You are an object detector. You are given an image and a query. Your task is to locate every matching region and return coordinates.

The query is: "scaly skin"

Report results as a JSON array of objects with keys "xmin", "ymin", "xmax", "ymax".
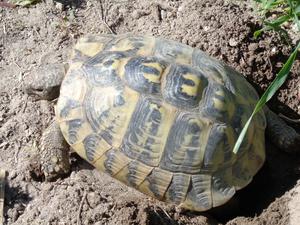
[
  {"xmin": 39, "ymin": 120, "xmax": 70, "ymax": 181},
  {"xmin": 24, "ymin": 64, "xmax": 70, "ymax": 181},
  {"xmin": 24, "ymin": 64, "xmax": 66, "ymax": 100},
  {"xmin": 265, "ymin": 107, "xmax": 300, "ymax": 153}
]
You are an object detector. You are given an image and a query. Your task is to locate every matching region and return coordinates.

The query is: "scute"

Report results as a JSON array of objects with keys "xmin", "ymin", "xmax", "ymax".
[
  {"xmin": 120, "ymin": 95, "xmax": 176, "ymax": 167},
  {"xmin": 154, "ymin": 38, "xmax": 193, "ymax": 64},
  {"xmin": 159, "ymin": 112, "xmax": 211, "ymax": 174},
  {"xmin": 106, "ymin": 35, "xmax": 156, "ymax": 56},
  {"xmin": 162, "ymin": 64, "xmax": 209, "ymax": 109},
  {"xmin": 138, "ymin": 168, "xmax": 173, "ymax": 200},
  {"xmin": 83, "ymin": 133, "xmax": 104, "ymax": 162},
  {"xmin": 181, "ymin": 174, "xmax": 212, "ymax": 211},
  {"xmin": 124, "ymin": 56, "xmax": 167, "ymax": 94},
  {"xmin": 211, "ymin": 168, "xmax": 236, "ymax": 207},
  {"xmin": 115, "ymin": 160, "xmax": 153, "ymax": 187},
  {"xmin": 202, "ymin": 124, "xmax": 233, "ymax": 171},
  {"xmin": 56, "ymin": 34, "xmax": 266, "ymax": 212},
  {"xmin": 165, "ymin": 173, "xmax": 190, "ymax": 204},
  {"xmin": 82, "ymin": 51, "xmax": 125, "ymax": 87}
]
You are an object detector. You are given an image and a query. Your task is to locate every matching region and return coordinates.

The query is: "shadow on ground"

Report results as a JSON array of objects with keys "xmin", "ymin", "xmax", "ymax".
[{"xmin": 208, "ymin": 141, "xmax": 300, "ymax": 223}]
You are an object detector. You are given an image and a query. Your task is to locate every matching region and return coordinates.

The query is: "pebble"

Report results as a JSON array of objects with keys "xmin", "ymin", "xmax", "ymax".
[
  {"xmin": 132, "ymin": 10, "xmax": 141, "ymax": 19},
  {"xmin": 271, "ymin": 47, "xmax": 277, "ymax": 54},
  {"xmin": 248, "ymin": 43, "xmax": 258, "ymax": 51},
  {"xmin": 229, "ymin": 38, "xmax": 238, "ymax": 47},
  {"xmin": 55, "ymin": 2, "xmax": 64, "ymax": 12},
  {"xmin": 203, "ymin": 26, "xmax": 210, "ymax": 32},
  {"xmin": 160, "ymin": 9, "xmax": 167, "ymax": 20},
  {"xmin": 17, "ymin": 8, "xmax": 28, "ymax": 16},
  {"xmin": 86, "ymin": 1, "xmax": 93, "ymax": 8}
]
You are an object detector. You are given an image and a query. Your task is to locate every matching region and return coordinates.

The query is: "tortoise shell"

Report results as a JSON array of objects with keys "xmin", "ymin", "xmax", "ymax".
[{"xmin": 56, "ymin": 34, "xmax": 266, "ymax": 211}]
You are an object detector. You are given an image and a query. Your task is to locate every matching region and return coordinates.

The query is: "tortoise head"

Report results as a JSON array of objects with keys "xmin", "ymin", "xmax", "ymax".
[{"xmin": 24, "ymin": 64, "xmax": 68, "ymax": 100}]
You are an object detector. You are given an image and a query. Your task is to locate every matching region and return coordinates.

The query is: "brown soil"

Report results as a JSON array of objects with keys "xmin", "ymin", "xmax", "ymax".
[{"xmin": 0, "ymin": 0, "xmax": 299, "ymax": 224}]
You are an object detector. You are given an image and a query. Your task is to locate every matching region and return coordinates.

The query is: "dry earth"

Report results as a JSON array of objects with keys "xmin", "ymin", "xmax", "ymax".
[{"xmin": 0, "ymin": 0, "xmax": 300, "ymax": 224}]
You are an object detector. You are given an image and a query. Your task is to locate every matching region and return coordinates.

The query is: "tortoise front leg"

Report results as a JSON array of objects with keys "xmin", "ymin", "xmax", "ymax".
[
  {"xmin": 39, "ymin": 119, "xmax": 70, "ymax": 181},
  {"xmin": 265, "ymin": 108, "xmax": 300, "ymax": 153},
  {"xmin": 24, "ymin": 64, "xmax": 70, "ymax": 180}
]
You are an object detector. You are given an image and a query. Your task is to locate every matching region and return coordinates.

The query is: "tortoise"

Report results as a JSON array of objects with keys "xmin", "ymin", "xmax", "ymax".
[{"xmin": 24, "ymin": 34, "xmax": 300, "ymax": 211}]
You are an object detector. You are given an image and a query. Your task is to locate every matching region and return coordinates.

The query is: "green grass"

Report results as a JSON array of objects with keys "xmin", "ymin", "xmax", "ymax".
[
  {"xmin": 233, "ymin": 0, "xmax": 300, "ymax": 154},
  {"xmin": 233, "ymin": 42, "xmax": 300, "ymax": 154},
  {"xmin": 254, "ymin": 0, "xmax": 300, "ymax": 38}
]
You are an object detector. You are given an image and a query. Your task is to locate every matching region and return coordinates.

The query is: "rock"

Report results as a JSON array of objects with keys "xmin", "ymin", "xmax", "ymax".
[{"xmin": 229, "ymin": 38, "xmax": 238, "ymax": 47}]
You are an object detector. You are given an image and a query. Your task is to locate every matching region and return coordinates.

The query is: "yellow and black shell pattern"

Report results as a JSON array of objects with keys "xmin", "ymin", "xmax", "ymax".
[{"xmin": 56, "ymin": 34, "xmax": 266, "ymax": 211}]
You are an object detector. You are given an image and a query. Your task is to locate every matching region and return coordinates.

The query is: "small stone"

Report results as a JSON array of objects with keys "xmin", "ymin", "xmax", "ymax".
[
  {"xmin": 203, "ymin": 26, "xmax": 210, "ymax": 32},
  {"xmin": 271, "ymin": 47, "xmax": 277, "ymax": 54},
  {"xmin": 248, "ymin": 43, "xmax": 258, "ymax": 51},
  {"xmin": 41, "ymin": 183, "xmax": 54, "ymax": 191},
  {"xmin": 54, "ymin": 165, "xmax": 62, "ymax": 172},
  {"xmin": 178, "ymin": 5, "xmax": 184, "ymax": 12},
  {"xmin": 9, "ymin": 171, "xmax": 17, "ymax": 179},
  {"xmin": 229, "ymin": 38, "xmax": 238, "ymax": 47},
  {"xmin": 51, "ymin": 156, "xmax": 58, "ymax": 163},
  {"xmin": 39, "ymin": 100, "xmax": 51, "ymax": 114},
  {"xmin": 132, "ymin": 10, "xmax": 140, "ymax": 19},
  {"xmin": 55, "ymin": 2, "xmax": 64, "ymax": 12},
  {"xmin": 86, "ymin": 1, "xmax": 93, "ymax": 7},
  {"xmin": 160, "ymin": 9, "xmax": 167, "ymax": 19},
  {"xmin": 17, "ymin": 8, "xmax": 28, "ymax": 16}
]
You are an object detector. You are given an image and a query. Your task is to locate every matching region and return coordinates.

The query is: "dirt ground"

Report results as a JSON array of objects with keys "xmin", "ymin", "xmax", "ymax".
[{"xmin": 0, "ymin": 0, "xmax": 300, "ymax": 224}]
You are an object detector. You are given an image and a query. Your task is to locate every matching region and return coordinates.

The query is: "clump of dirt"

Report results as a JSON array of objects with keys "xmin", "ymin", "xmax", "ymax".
[{"xmin": 0, "ymin": 0, "xmax": 299, "ymax": 224}]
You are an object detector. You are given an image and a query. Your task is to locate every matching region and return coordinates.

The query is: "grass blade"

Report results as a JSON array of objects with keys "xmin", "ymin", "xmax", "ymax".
[
  {"xmin": 233, "ymin": 42, "xmax": 300, "ymax": 154},
  {"xmin": 295, "ymin": 4, "xmax": 300, "ymax": 14},
  {"xmin": 291, "ymin": 1, "xmax": 300, "ymax": 31},
  {"xmin": 264, "ymin": 14, "xmax": 291, "ymax": 27},
  {"xmin": 254, "ymin": 28, "xmax": 265, "ymax": 38}
]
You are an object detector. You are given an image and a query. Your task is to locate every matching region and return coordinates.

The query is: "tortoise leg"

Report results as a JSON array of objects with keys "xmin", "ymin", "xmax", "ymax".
[
  {"xmin": 265, "ymin": 108, "xmax": 300, "ymax": 153},
  {"xmin": 39, "ymin": 119, "xmax": 70, "ymax": 181},
  {"xmin": 24, "ymin": 63, "xmax": 70, "ymax": 180}
]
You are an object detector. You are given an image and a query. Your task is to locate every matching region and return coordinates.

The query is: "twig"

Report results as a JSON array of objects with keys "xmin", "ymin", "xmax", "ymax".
[
  {"xmin": 77, "ymin": 190, "xmax": 87, "ymax": 225},
  {"xmin": 160, "ymin": 207, "xmax": 177, "ymax": 225},
  {"xmin": 153, "ymin": 208, "xmax": 166, "ymax": 225},
  {"xmin": 2, "ymin": 23, "xmax": 6, "ymax": 35},
  {"xmin": 153, "ymin": 207, "xmax": 177, "ymax": 225},
  {"xmin": 33, "ymin": 26, "xmax": 41, "ymax": 40},
  {"xmin": 98, "ymin": 0, "xmax": 116, "ymax": 34},
  {"xmin": 0, "ymin": 142, "xmax": 8, "ymax": 149},
  {"xmin": 30, "ymin": 182, "xmax": 41, "ymax": 191},
  {"xmin": 21, "ymin": 94, "xmax": 28, "ymax": 113},
  {"xmin": 103, "ymin": 20, "xmax": 115, "ymax": 34},
  {"xmin": 267, "ymin": 56, "xmax": 273, "ymax": 72},
  {"xmin": 0, "ymin": 170, "xmax": 6, "ymax": 225},
  {"xmin": 0, "ymin": 2, "xmax": 16, "ymax": 8},
  {"xmin": 14, "ymin": 144, "xmax": 21, "ymax": 164},
  {"xmin": 13, "ymin": 62, "xmax": 23, "ymax": 82},
  {"xmin": 14, "ymin": 61, "xmax": 34, "ymax": 88}
]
